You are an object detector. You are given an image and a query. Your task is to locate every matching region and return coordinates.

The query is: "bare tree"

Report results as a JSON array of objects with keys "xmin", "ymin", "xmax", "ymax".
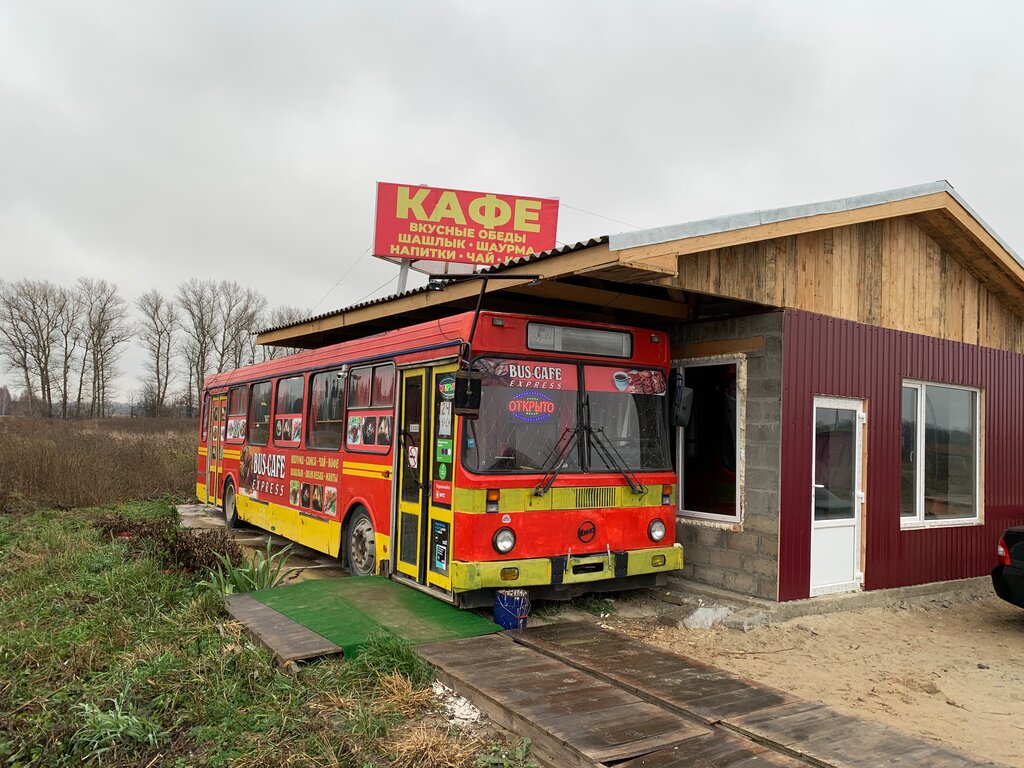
[
  {"xmin": 254, "ymin": 305, "xmax": 308, "ymax": 362},
  {"xmin": 54, "ymin": 285, "xmax": 85, "ymax": 418},
  {"xmin": 78, "ymin": 278, "xmax": 131, "ymax": 417},
  {"xmin": 136, "ymin": 289, "xmax": 178, "ymax": 416},
  {"xmin": 176, "ymin": 278, "xmax": 219, "ymax": 418},
  {"xmin": 213, "ymin": 281, "xmax": 266, "ymax": 371},
  {"xmin": 0, "ymin": 279, "xmax": 75, "ymax": 416},
  {"xmin": 0, "ymin": 280, "xmax": 37, "ymax": 413}
]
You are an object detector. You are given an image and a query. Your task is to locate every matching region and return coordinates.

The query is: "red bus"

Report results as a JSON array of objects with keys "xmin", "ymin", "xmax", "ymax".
[{"xmin": 197, "ymin": 311, "xmax": 682, "ymax": 606}]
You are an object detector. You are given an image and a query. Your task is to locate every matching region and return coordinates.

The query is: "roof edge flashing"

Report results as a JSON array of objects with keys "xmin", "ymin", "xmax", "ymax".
[{"xmin": 609, "ymin": 181, "xmax": 960, "ymax": 252}]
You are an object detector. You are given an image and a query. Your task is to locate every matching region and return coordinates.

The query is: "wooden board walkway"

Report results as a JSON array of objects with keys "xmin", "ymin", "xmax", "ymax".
[
  {"xmin": 224, "ymin": 593, "xmax": 343, "ymax": 664},
  {"xmin": 420, "ymin": 622, "xmax": 1006, "ymax": 768}
]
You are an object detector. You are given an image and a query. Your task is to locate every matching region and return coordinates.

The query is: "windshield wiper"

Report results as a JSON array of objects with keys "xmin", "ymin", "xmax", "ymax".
[
  {"xmin": 533, "ymin": 425, "xmax": 581, "ymax": 497},
  {"xmin": 588, "ymin": 425, "xmax": 648, "ymax": 496}
]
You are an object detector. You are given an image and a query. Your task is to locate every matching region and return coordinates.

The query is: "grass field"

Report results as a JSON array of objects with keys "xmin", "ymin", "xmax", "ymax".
[
  {"xmin": 0, "ymin": 418, "xmax": 197, "ymax": 512},
  {"xmin": 0, "ymin": 502, "xmax": 512, "ymax": 768}
]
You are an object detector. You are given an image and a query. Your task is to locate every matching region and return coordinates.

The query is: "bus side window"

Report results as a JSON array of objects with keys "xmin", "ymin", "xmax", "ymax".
[
  {"xmin": 201, "ymin": 393, "xmax": 210, "ymax": 440},
  {"xmin": 248, "ymin": 381, "xmax": 272, "ymax": 446},
  {"xmin": 274, "ymin": 375, "xmax": 305, "ymax": 445},
  {"xmin": 309, "ymin": 370, "xmax": 345, "ymax": 450}
]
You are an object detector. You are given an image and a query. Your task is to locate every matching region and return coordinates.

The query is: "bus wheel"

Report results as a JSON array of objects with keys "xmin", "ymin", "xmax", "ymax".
[
  {"xmin": 223, "ymin": 482, "xmax": 240, "ymax": 529},
  {"xmin": 346, "ymin": 509, "xmax": 375, "ymax": 576}
]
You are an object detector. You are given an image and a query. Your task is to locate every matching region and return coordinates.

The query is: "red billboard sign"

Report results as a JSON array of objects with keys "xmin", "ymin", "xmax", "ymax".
[{"xmin": 374, "ymin": 182, "xmax": 559, "ymax": 267}]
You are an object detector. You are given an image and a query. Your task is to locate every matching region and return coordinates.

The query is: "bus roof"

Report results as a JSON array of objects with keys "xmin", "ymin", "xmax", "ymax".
[{"xmin": 203, "ymin": 310, "xmax": 664, "ymax": 391}]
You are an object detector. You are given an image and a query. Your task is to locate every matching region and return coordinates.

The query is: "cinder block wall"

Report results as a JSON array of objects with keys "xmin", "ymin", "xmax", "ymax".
[{"xmin": 670, "ymin": 311, "xmax": 783, "ymax": 600}]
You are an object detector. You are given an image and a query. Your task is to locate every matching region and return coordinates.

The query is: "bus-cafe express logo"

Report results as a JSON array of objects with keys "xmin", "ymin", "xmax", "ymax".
[
  {"xmin": 506, "ymin": 363, "xmax": 565, "ymax": 390},
  {"xmin": 509, "ymin": 391, "xmax": 555, "ymax": 422},
  {"xmin": 438, "ymin": 375, "xmax": 455, "ymax": 399}
]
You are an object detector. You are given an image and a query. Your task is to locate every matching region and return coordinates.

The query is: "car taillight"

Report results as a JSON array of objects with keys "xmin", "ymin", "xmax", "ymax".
[{"xmin": 997, "ymin": 537, "xmax": 1012, "ymax": 566}]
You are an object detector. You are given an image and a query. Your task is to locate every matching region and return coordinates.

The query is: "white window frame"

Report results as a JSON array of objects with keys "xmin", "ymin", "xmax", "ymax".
[
  {"xmin": 675, "ymin": 355, "xmax": 746, "ymax": 524},
  {"xmin": 900, "ymin": 380, "xmax": 983, "ymax": 529}
]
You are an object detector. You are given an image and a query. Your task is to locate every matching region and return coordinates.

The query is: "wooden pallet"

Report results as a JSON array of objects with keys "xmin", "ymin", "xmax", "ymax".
[
  {"xmin": 417, "ymin": 633, "xmax": 709, "ymax": 768},
  {"xmin": 224, "ymin": 593, "xmax": 343, "ymax": 664}
]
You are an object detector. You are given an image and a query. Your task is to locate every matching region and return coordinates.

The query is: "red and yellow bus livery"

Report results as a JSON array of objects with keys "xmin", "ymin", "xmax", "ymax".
[{"xmin": 197, "ymin": 311, "xmax": 682, "ymax": 606}]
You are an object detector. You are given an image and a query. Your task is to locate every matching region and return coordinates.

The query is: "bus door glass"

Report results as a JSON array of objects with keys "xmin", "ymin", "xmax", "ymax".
[
  {"xmin": 208, "ymin": 393, "xmax": 227, "ymax": 505},
  {"xmin": 396, "ymin": 364, "xmax": 457, "ymax": 593},
  {"xmin": 425, "ymin": 364, "xmax": 458, "ymax": 593},
  {"xmin": 397, "ymin": 370, "xmax": 427, "ymax": 579}
]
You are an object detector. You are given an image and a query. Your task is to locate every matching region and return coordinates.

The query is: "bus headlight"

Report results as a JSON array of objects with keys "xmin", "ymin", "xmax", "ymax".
[
  {"xmin": 648, "ymin": 519, "xmax": 667, "ymax": 542},
  {"xmin": 492, "ymin": 527, "xmax": 516, "ymax": 554}
]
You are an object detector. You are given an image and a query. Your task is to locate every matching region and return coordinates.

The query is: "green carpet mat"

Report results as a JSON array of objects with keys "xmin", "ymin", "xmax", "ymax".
[{"xmin": 249, "ymin": 576, "xmax": 499, "ymax": 657}]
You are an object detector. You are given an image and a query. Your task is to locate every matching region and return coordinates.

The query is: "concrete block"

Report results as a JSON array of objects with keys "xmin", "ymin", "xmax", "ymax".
[
  {"xmin": 743, "ymin": 490, "xmax": 779, "ymax": 517},
  {"xmin": 683, "ymin": 544, "xmax": 710, "ymax": 564},
  {"xmin": 746, "ymin": 423, "xmax": 782, "ymax": 445},
  {"xmin": 737, "ymin": 512, "xmax": 774, "ymax": 536},
  {"xmin": 747, "ymin": 378, "xmax": 782, "ymax": 399},
  {"xmin": 756, "ymin": 575, "xmax": 778, "ymax": 600},
  {"xmin": 721, "ymin": 608, "xmax": 770, "ymax": 632},
  {"xmin": 681, "ymin": 604, "xmax": 734, "ymax": 629},
  {"xmin": 745, "ymin": 467, "xmax": 779, "ymax": 491},
  {"xmin": 697, "ymin": 527, "xmax": 727, "ymax": 548},
  {"xmin": 742, "ymin": 553, "xmax": 778, "ymax": 577},
  {"xmin": 724, "ymin": 532, "xmax": 759, "ymax": 554},
  {"xmin": 758, "ymin": 534, "xmax": 780, "ymax": 557},
  {"xmin": 722, "ymin": 569, "xmax": 759, "ymax": 595},
  {"xmin": 709, "ymin": 548, "xmax": 743, "ymax": 571}
]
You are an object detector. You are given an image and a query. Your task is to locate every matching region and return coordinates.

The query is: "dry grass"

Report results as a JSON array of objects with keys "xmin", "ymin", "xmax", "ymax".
[
  {"xmin": 0, "ymin": 416, "xmax": 197, "ymax": 511},
  {"xmin": 385, "ymin": 722, "xmax": 481, "ymax": 768}
]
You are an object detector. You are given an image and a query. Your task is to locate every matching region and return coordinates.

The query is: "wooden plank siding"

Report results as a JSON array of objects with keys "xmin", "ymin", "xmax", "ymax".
[{"xmin": 669, "ymin": 216, "xmax": 1024, "ymax": 354}]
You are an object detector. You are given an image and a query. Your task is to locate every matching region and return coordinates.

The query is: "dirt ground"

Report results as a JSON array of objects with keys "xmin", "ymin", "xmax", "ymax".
[{"xmin": 590, "ymin": 594, "xmax": 1024, "ymax": 767}]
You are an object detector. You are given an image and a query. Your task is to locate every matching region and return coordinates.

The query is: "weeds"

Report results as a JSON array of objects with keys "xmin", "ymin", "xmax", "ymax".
[
  {"xmin": 0, "ymin": 503, "xmax": 482, "ymax": 767},
  {"xmin": 0, "ymin": 417, "xmax": 196, "ymax": 511},
  {"xmin": 575, "ymin": 595, "xmax": 617, "ymax": 617},
  {"xmin": 475, "ymin": 738, "xmax": 538, "ymax": 768},
  {"xmin": 200, "ymin": 538, "xmax": 295, "ymax": 595},
  {"xmin": 71, "ymin": 696, "xmax": 167, "ymax": 763}
]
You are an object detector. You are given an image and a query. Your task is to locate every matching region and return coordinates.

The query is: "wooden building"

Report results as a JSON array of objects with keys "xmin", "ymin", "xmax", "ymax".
[{"xmin": 259, "ymin": 182, "xmax": 1024, "ymax": 601}]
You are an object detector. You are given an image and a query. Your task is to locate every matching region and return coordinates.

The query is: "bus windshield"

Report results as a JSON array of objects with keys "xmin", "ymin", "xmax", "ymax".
[
  {"xmin": 584, "ymin": 366, "xmax": 671, "ymax": 472},
  {"xmin": 461, "ymin": 358, "xmax": 580, "ymax": 473},
  {"xmin": 461, "ymin": 358, "xmax": 671, "ymax": 475}
]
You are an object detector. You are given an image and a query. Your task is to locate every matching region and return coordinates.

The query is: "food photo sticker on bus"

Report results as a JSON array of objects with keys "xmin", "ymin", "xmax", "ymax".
[
  {"xmin": 347, "ymin": 416, "xmax": 362, "ymax": 445},
  {"xmin": 300, "ymin": 483, "xmax": 311, "ymax": 508},
  {"xmin": 584, "ymin": 366, "xmax": 667, "ymax": 395},
  {"xmin": 289, "ymin": 480, "xmax": 300, "ymax": 506},
  {"xmin": 312, "ymin": 484, "xmax": 323, "ymax": 513},
  {"xmin": 376, "ymin": 416, "xmax": 392, "ymax": 446},
  {"xmin": 324, "ymin": 487, "xmax": 337, "ymax": 515}
]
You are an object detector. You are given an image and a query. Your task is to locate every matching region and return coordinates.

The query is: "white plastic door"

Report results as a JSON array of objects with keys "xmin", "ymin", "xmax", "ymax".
[{"xmin": 810, "ymin": 397, "xmax": 864, "ymax": 596}]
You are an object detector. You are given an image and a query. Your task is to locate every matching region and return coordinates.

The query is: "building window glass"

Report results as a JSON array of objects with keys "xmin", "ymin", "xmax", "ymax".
[
  {"xmin": 901, "ymin": 382, "xmax": 980, "ymax": 526},
  {"xmin": 679, "ymin": 361, "xmax": 740, "ymax": 521}
]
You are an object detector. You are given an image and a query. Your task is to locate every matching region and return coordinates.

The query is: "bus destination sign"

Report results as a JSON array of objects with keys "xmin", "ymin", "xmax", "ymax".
[{"xmin": 374, "ymin": 182, "xmax": 559, "ymax": 266}]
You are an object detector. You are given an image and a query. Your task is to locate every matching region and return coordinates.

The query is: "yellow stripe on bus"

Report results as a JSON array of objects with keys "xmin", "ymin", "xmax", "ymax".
[
  {"xmin": 344, "ymin": 460, "xmax": 388, "ymax": 469},
  {"xmin": 342, "ymin": 469, "xmax": 389, "ymax": 480},
  {"xmin": 198, "ymin": 447, "xmax": 208, "ymax": 456}
]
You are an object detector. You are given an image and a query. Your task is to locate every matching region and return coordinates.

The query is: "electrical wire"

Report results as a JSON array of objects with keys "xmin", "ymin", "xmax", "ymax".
[
  {"xmin": 353, "ymin": 274, "xmax": 399, "ymax": 305},
  {"xmin": 311, "ymin": 245, "xmax": 371, "ymax": 311},
  {"xmin": 559, "ymin": 203, "xmax": 645, "ymax": 230}
]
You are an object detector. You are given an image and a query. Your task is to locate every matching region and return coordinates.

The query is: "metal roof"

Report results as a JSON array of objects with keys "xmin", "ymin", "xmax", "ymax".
[
  {"xmin": 609, "ymin": 180, "xmax": 1024, "ymax": 269},
  {"xmin": 258, "ymin": 236, "xmax": 610, "ymax": 335}
]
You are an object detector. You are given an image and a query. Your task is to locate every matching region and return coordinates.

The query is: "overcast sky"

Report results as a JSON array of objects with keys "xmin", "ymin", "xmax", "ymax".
[{"xmin": 3, "ymin": 1, "xmax": 1024, "ymax": 393}]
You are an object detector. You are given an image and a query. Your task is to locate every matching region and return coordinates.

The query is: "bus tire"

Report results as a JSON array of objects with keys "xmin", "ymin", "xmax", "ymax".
[
  {"xmin": 346, "ymin": 508, "xmax": 376, "ymax": 577},
  {"xmin": 223, "ymin": 481, "xmax": 240, "ymax": 529}
]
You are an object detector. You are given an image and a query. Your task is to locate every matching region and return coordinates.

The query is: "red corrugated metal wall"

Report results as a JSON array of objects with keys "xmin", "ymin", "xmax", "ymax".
[{"xmin": 778, "ymin": 310, "xmax": 1024, "ymax": 601}]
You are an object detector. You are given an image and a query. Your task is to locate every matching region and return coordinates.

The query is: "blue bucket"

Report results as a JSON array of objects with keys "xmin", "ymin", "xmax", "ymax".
[{"xmin": 494, "ymin": 589, "xmax": 530, "ymax": 631}]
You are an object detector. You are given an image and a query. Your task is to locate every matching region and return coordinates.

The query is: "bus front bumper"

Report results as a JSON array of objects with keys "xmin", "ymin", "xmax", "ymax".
[{"xmin": 449, "ymin": 544, "xmax": 682, "ymax": 592}]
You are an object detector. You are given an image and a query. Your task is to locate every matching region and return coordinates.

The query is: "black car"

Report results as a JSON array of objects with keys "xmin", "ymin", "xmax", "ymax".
[{"xmin": 992, "ymin": 526, "xmax": 1024, "ymax": 608}]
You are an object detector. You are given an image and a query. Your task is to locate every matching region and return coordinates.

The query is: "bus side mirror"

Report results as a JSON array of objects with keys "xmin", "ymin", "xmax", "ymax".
[
  {"xmin": 672, "ymin": 386, "xmax": 694, "ymax": 428},
  {"xmin": 453, "ymin": 370, "xmax": 482, "ymax": 419}
]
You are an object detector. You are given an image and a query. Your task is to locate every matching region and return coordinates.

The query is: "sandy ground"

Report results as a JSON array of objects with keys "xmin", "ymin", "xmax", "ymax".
[{"xmin": 592, "ymin": 594, "xmax": 1024, "ymax": 767}]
